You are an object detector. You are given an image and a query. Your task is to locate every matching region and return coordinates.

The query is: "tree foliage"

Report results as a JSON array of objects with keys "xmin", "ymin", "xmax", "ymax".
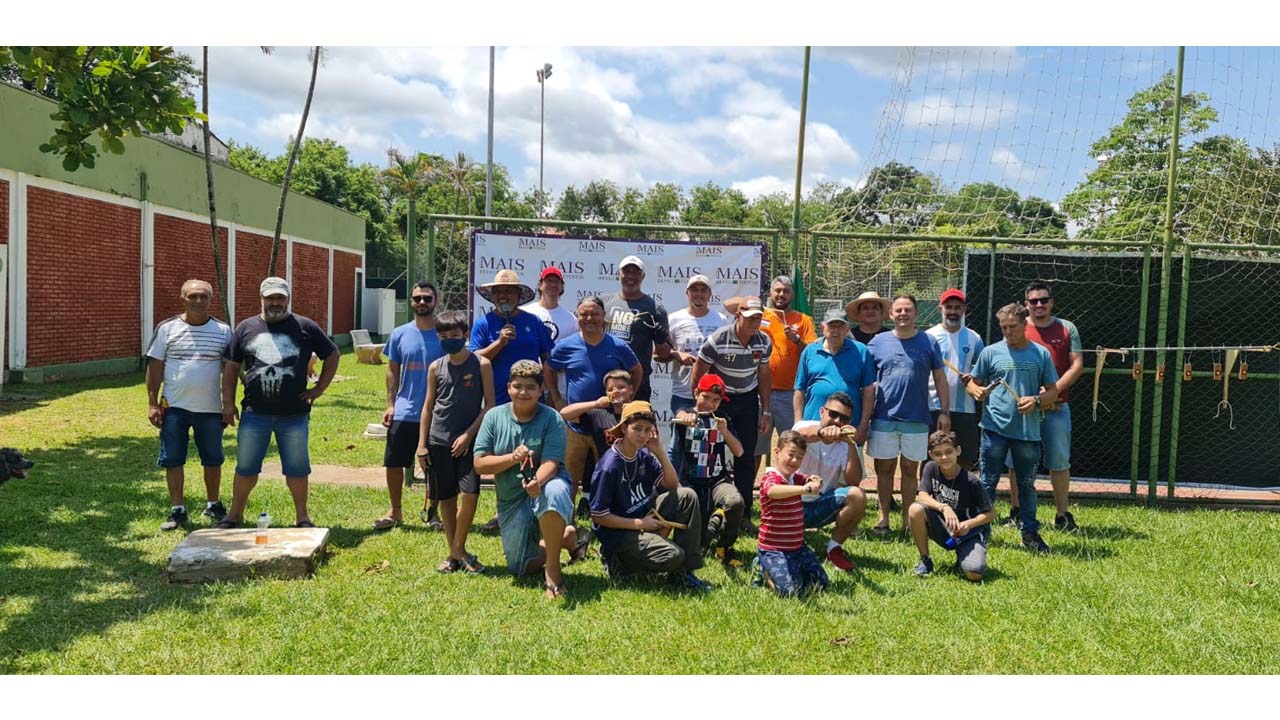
[{"xmin": 0, "ymin": 46, "xmax": 200, "ymax": 171}]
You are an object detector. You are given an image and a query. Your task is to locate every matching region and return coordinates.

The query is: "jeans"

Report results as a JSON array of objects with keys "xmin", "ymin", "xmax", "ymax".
[
  {"xmin": 724, "ymin": 391, "xmax": 760, "ymax": 513},
  {"xmin": 157, "ymin": 407, "xmax": 225, "ymax": 468},
  {"xmin": 235, "ymin": 409, "xmax": 311, "ymax": 477},
  {"xmin": 497, "ymin": 475, "xmax": 574, "ymax": 576},
  {"xmin": 980, "ymin": 428, "xmax": 1041, "ymax": 534}
]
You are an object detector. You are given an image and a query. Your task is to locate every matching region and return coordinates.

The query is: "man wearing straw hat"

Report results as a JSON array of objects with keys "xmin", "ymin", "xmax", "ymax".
[
  {"xmin": 469, "ymin": 268, "xmax": 555, "ymax": 405},
  {"xmin": 848, "ymin": 291, "xmax": 891, "ymax": 346}
]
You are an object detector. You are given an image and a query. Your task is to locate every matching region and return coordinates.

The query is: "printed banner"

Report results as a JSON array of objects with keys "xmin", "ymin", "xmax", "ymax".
[{"xmin": 471, "ymin": 231, "xmax": 768, "ymax": 438}]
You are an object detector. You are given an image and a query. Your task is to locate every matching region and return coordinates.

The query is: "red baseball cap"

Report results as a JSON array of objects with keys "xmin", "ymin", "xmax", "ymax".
[
  {"xmin": 939, "ymin": 288, "xmax": 966, "ymax": 305},
  {"xmin": 539, "ymin": 266, "xmax": 564, "ymax": 281},
  {"xmin": 696, "ymin": 373, "xmax": 727, "ymax": 397}
]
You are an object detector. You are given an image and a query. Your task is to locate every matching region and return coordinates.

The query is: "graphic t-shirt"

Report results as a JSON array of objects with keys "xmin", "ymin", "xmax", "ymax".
[
  {"xmin": 919, "ymin": 460, "xmax": 992, "ymax": 521},
  {"xmin": 1025, "ymin": 319, "xmax": 1082, "ymax": 403},
  {"xmin": 793, "ymin": 338, "xmax": 875, "ymax": 422},
  {"xmin": 474, "ymin": 403, "xmax": 567, "ymax": 508},
  {"xmin": 792, "ymin": 420, "xmax": 852, "ymax": 502},
  {"xmin": 667, "ymin": 414, "xmax": 733, "ymax": 490},
  {"xmin": 520, "ymin": 301, "xmax": 579, "ymax": 345},
  {"xmin": 759, "ymin": 308, "xmax": 817, "ymax": 391},
  {"xmin": 468, "ymin": 309, "xmax": 554, "ymax": 404},
  {"xmin": 868, "ymin": 331, "xmax": 944, "ymax": 425},
  {"xmin": 757, "ymin": 468, "xmax": 807, "ymax": 551},
  {"xmin": 926, "ymin": 325, "xmax": 984, "ymax": 414},
  {"xmin": 589, "ymin": 445, "xmax": 665, "ymax": 553},
  {"xmin": 604, "ymin": 292, "xmax": 670, "ymax": 378},
  {"xmin": 666, "ymin": 308, "xmax": 731, "ymax": 399},
  {"xmin": 230, "ymin": 314, "xmax": 337, "ymax": 416},
  {"xmin": 146, "ymin": 315, "xmax": 232, "ymax": 413},
  {"xmin": 384, "ymin": 322, "xmax": 443, "ymax": 421},
  {"xmin": 971, "ymin": 340, "xmax": 1059, "ymax": 441},
  {"xmin": 548, "ymin": 333, "xmax": 640, "ymax": 408}
]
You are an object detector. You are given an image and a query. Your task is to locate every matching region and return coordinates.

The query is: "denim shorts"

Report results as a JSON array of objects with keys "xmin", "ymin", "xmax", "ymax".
[
  {"xmin": 497, "ymin": 475, "xmax": 573, "ymax": 576},
  {"xmin": 157, "ymin": 407, "xmax": 225, "ymax": 468},
  {"xmin": 802, "ymin": 487, "xmax": 854, "ymax": 529},
  {"xmin": 235, "ymin": 408, "xmax": 311, "ymax": 477}
]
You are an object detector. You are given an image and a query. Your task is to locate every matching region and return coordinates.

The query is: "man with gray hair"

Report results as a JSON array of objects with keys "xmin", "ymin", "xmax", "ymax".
[
  {"xmin": 146, "ymin": 279, "xmax": 232, "ymax": 530},
  {"xmin": 215, "ymin": 277, "xmax": 340, "ymax": 529}
]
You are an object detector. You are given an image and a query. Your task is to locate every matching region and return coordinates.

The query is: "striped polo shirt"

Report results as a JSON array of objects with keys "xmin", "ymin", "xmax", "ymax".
[{"xmin": 697, "ymin": 324, "xmax": 773, "ymax": 396}]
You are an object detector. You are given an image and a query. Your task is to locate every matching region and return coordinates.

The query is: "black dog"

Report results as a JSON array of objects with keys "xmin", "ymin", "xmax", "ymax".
[{"xmin": 0, "ymin": 448, "xmax": 34, "ymax": 485}]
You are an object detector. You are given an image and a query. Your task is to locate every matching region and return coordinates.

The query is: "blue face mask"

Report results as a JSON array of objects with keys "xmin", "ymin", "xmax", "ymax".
[{"xmin": 441, "ymin": 338, "xmax": 466, "ymax": 355}]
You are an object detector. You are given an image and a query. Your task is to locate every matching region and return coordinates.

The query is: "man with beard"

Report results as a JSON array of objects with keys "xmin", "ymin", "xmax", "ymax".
[
  {"xmin": 926, "ymin": 289, "xmax": 984, "ymax": 471},
  {"xmin": 746, "ymin": 276, "xmax": 817, "ymax": 467},
  {"xmin": 215, "ymin": 277, "xmax": 339, "ymax": 529},
  {"xmin": 604, "ymin": 255, "xmax": 672, "ymax": 402},
  {"xmin": 666, "ymin": 274, "xmax": 731, "ymax": 414}
]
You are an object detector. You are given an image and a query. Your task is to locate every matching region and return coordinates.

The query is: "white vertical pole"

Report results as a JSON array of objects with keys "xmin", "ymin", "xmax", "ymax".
[
  {"xmin": 486, "ymin": 46, "xmax": 495, "ymax": 224},
  {"xmin": 227, "ymin": 223, "xmax": 237, "ymax": 324},
  {"xmin": 326, "ymin": 245, "xmax": 334, "ymax": 334},
  {"xmin": 11, "ymin": 173, "xmax": 28, "ymax": 369},
  {"xmin": 140, "ymin": 200, "xmax": 155, "ymax": 354}
]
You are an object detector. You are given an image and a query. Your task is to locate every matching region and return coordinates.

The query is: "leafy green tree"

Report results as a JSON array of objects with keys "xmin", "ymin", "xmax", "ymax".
[
  {"xmin": 619, "ymin": 183, "xmax": 682, "ymax": 225},
  {"xmin": 680, "ymin": 181, "xmax": 749, "ymax": 226},
  {"xmin": 830, "ymin": 161, "xmax": 942, "ymax": 230},
  {"xmin": 930, "ymin": 182, "xmax": 1066, "ymax": 238},
  {"xmin": 0, "ymin": 46, "xmax": 200, "ymax": 171}
]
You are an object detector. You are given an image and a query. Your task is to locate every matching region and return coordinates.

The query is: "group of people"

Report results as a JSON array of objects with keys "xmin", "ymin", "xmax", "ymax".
[{"xmin": 146, "ymin": 251, "xmax": 1083, "ymax": 599}]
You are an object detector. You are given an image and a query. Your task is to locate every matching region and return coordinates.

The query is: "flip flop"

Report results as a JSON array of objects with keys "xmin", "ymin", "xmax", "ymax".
[
  {"xmin": 544, "ymin": 581, "xmax": 568, "ymax": 599},
  {"xmin": 459, "ymin": 553, "xmax": 485, "ymax": 574},
  {"xmin": 294, "ymin": 520, "xmax": 317, "ymax": 528},
  {"xmin": 437, "ymin": 558, "xmax": 461, "ymax": 573},
  {"xmin": 372, "ymin": 516, "xmax": 401, "ymax": 531},
  {"xmin": 568, "ymin": 528, "xmax": 592, "ymax": 565},
  {"xmin": 871, "ymin": 524, "xmax": 892, "ymax": 537}
]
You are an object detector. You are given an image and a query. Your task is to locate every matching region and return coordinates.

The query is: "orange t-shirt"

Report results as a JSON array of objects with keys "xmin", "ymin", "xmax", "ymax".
[{"xmin": 759, "ymin": 308, "xmax": 817, "ymax": 390}]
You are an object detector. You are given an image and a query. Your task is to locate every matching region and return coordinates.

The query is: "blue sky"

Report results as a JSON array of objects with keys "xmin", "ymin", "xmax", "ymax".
[{"xmin": 187, "ymin": 46, "xmax": 1280, "ymax": 206}]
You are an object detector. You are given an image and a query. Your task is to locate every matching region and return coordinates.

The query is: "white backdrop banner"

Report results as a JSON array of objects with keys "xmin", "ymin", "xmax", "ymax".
[{"xmin": 470, "ymin": 231, "xmax": 768, "ymax": 436}]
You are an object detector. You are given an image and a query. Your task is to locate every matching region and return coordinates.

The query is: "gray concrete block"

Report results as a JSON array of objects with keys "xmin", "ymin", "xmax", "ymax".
[{"xmin": 166, "ymin": 527, "xmax": 330, "ymax": 583}]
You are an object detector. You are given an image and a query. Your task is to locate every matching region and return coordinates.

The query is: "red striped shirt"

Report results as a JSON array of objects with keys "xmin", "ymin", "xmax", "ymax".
[{"xmin": 757, "ymin": 468, "xmax": 807, "ymax": 551}]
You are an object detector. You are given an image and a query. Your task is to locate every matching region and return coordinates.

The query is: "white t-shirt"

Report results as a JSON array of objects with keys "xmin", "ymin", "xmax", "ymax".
[
  {"xmin": 146, "ymin": 315, "xmax": 232, "ymax": 413},
  {"xmin": 666, "ymin": 307, "xmax": 732, "ymax": 399},
  {"xmin": 520, "ymin": 301, "xmax": 578, "ymax": 345},
  {"xmin": 926, "ymin": 324, "xmax": 984, "ymax": 414},
  {"xmin": 792, "ymin": 419, "xmax": 852, "ymax": 502}
]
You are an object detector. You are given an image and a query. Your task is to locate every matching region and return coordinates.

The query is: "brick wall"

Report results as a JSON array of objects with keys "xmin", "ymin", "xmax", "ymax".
[
  {"xmin": 331, "ymin": 249, "xmax": 363, "ymax": 335},
  {"xmin": 152, "ymin": 213, "xmax": 229, "ymax": 328},
  {"xmin": 234, "ymin": 230, "xmax": 276, "ymax": 326},
  {"xmin": 26, "ymin": 186, "xmax": 140, "ymax": 366},
  {"xmin": 290, "ymin": 241, "xmax": 330, "ymax": 331}
]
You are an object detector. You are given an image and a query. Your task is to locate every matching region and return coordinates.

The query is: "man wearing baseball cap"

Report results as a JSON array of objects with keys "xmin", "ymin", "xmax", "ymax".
[
  {"xmin": 521, "ymin": 265, "xmax": 578, "ymax": 346},
  {"xmin": 604, "ymin": 254, "xmax": 672, "ymax": 402},
  {"xmin": 216, "ymin": 277, "xmax": 339, "ymax": 529},
  {"xmin": 926, "ymin": 289, "xmax": 985, "ymax": 471},
  {"xmin": 666, "ymin": 274, "xmax": 732, "ymax": 414}
]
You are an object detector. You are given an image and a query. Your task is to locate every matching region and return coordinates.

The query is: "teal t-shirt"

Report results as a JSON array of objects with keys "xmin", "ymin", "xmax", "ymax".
[
  {"xmin": 971, "ymin": 340, "xmax": 1059, "ymax": 441},
  {"xmin": 474, "ymin": 403, "xmax": 567, "ymax": 507}
]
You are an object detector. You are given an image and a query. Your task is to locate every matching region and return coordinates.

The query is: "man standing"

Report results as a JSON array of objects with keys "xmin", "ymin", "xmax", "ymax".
[
  {"xmin": 793, "ymin": 308, "xmax": 875, "ymax": 433},
  {"xmin": 374, "ymin": 281, "xmax": 444, "ymax": 531},
  {"xmin": 146, "ymin": 279, "xmax": 231, "ymax": 530},
  {"xmin": 666, "ymin": 274, "xmax": 731, "ymax": 414},
  {"xmin": 758, "ymin": 276, "xmax": 817, "ymax": 440},
  {"xmin": 847, "ymin": 291, "xmax": 891, "ymax": 346},
  {"xmin": 604, "ymin": 254, "xmax": 671, "ymax": 402},
  {"xmin": 1014, "ymin": 281, "xmax": 1084, "ymax": 532},
  {"xmin": 790, "ymin": 391, "xmax": 869, "ymax": 572},
  {"xmin": 216, "ymin": 277, "xmax": 339, "ymax": 529},
  {"xmin": 693, "ymin": 296, "xmax": 773, "ymax": 534},
  {"xmin": 546, "ymin": 296, "xmax": 642, "ymax": 498},
  {"xmin": 520, "ymin": 266, "xmax": 578, "ymax": 344},
  {"xmin": 866, "ymin": 295, "xmax": 950, "ymax": 535},
  {"xmin": 968, "ymin": 303, "xmax": 1060, "ymax": 553},
  {"xmin": 469, "ymin": 269, "xmax": 554, "ymax": 405},
  {"xmin": 926, "ymin": 289, "xmax": 985, "ymax": 471}
]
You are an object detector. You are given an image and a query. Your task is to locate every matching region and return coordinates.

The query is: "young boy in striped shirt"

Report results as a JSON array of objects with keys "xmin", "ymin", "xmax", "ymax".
[{"xmin": 754, "ymin": 430, "xmax": 829, "ymax": 597}]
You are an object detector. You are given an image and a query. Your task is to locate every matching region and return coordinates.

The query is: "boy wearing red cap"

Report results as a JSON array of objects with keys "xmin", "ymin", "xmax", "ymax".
[{"xmin": 668, "ymin": 373, "xmax": 746, "ymax": 565}]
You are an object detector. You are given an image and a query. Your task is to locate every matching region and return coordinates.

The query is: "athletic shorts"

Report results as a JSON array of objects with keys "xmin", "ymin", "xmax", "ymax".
[
  {"xmin": 930, "ymin": 411, "xmax": 980, "ymax": 467},
  {"xmin": 867, "ymin": 419, "xmax": 929, "ymax": 462},
  {"xmin": 382, "ymin": 420, "xmax": 421, "ymax": 468},
  {"xmin": 427, "ymin": 442, "xmax": 479, "ymax": 501}
]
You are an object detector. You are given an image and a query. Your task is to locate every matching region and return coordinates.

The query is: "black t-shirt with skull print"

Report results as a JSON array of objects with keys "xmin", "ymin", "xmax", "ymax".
[{"xmin": 230, "ymin": 314, "xmax": 338, "ymax": 416}]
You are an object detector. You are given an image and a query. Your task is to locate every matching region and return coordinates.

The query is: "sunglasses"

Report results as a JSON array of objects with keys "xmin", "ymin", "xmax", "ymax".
[
  {"xmin": 1026, "ymin": 297, "xmax": 1052, "ymax": 305},
  {"xmin": 823, "ymin": 407, "xmax": 851, "ymax": 423},
  {"xmin": 411, "ymin": 296, "xmax": 436, "ymax": 304}
]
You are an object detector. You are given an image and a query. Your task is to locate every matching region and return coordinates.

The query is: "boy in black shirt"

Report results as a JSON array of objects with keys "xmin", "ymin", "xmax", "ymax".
[{"xmin": 908, "ymin": 430, "xmax": 995, "ymax": 581}]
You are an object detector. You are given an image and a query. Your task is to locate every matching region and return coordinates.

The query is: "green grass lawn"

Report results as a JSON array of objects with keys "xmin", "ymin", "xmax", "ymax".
[{"xmin": 2, "ymin": 349, "xmax": 1279, "ymax": 674}]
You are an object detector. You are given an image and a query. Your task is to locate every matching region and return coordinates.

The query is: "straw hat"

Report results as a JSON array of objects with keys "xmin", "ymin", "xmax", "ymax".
[
  {"xmin": 478, "ymin": 269, "xmax": 535, "ymax": 304},
  {"xmin": 846, "ymin": 291, "xmax": 891, "ymax": 317},
  {"xmin": 608, "ymin": 400, "xmax": 657, "ymax": 436}
]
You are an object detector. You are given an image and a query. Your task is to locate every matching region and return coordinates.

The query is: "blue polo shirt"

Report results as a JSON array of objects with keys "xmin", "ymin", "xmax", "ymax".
[
  {"xmin": 794, "ymin": 338, "xmax": 876, "ymax": 422},
  {"xmin": 548, "ymin": 333, "xmax": 640, "ymax": 407}
]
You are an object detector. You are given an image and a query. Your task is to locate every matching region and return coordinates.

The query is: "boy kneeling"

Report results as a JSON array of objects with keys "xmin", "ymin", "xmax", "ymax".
[
  {"xmin": 908, "ymin": 430, "xmax": 995, "ymax": 581},
  {"xmin": 755, "ymin": 431, "xmax": 829, "ymax": 598},
  {"xmin": 668, "ymin": 373, "xmax": 745, "ymax": 566},
  {"xmin": 589, "ymin": 401, "xmax": 711, "ymax": 592}
]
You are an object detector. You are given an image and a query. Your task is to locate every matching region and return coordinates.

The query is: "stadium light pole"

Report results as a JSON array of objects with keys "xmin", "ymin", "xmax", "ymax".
[
  {"xmin": 485, "ymin": 46, "xmax": 495, "ymax": 226},
  {"xmin": 536, "ymin": 62, "xmax": 552, "ymax": 217}
]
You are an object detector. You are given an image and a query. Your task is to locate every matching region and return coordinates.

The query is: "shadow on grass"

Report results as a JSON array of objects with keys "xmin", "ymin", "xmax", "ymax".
[
  {"xmin": 0, "ymin": 431, "xmax": 223, "ymax": 671},
  {"xmin": 0, "ymin": 371, "xmax": 145, "ymax": 413}
]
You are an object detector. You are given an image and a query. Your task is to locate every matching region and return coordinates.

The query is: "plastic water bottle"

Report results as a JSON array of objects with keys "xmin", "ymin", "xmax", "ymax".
[
  {"xmin": 255, "ymin": 512, "xmax": 271, "ymax": 545},
  {"xmin": 944, "ymin": 535, "xmax": 960, "ymax": 550}
]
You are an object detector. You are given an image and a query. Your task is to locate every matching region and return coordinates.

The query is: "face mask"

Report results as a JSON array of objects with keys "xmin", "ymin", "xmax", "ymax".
[{"xmin": 441, "ymin": 338, "xmax": 466, "ymax": 355}]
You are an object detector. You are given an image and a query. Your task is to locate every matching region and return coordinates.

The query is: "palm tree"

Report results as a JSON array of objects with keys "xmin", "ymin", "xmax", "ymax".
[
  {"xmin": 264, "ymin": 46, "xmax": 322, "ymax": 276},
  {"xmin": 443, "ymin": 151, "xmax": 481, "ymax": 216},
  {"xmin": 381, "ymin": 148, "xmax": 438, "ymax": 294},
  {"xmin": 200, "ymin": 46, "xmax": 232, "ymax": 323}
]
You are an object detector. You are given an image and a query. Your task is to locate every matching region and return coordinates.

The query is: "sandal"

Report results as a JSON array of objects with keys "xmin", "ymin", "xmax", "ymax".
[
  {"xmin": 372, "ymin": 515, "xmax": 401, "ymax": 531},
  {"xmin": 459, "ymin": 553, "xmax": 485, "ymax": 574},
  {"xmin": 294, "ymin": 520, "xmax": 317, "ymax": 528},
  {"xmin": 568, "ymin": 528, "xmax": 591, "ymax": 565},
  {"xmin": 213, "ymin": 518, "xmax": 240, "ymax": 530},
  {"xmin": 544, "ymin": 581, "xmax": 568, "ymax": 599},
  {"xmin": 437, "ymin": 557, "xmax": 461, "ymax": 573},
  {"xmin": 871, "ymin": 524, "xmax": 892, "ymax": 537}
]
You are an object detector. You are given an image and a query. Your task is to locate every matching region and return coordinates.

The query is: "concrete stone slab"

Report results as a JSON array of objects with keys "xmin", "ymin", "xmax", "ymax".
[{"xmin": 166, "ymin": 527, "xmax": 330, "ymax": 583}]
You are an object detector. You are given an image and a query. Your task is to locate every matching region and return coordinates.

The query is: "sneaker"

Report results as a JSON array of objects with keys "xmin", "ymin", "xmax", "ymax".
[
  {"xmin": 202, "ymin": 501, "xmax": 228, "ymax": 523},
  {"xmin": 1002, "ymin": 510, "xmax": 1023, "ymax": 530},
  {"xmin": 825, "ymin": 545, "xmax": 855, "ymax": 572},
  {"xmin": 1054, "ymin": 511, "xmax": 1079, "ymax": 533},
  {"xmin": 601, "ymin": 552, "xmax": 631, "ymax": 582},
  {"xmin": 668, "ymin": 570, "xmax": 712, "ymax": 593},
  {"xmin": 704, "ymin": 508, "xmax": 726, "ymax": 553},
  {"xmin": 715, "ymin": 546, "xmax": 742, "ymax": 568},
  {"xmin": 749, "ymin": 556, "xmax": 766, "ymax": 587},
  {"xmin": 479, "ymin": 515, "xmax": 501, "ymax": 535},
  {"xmin": 1022, "ymin": 532, "xmax": 1051, "ymax": 554},
  {"xmin": 160, "ymin": 508, "xmax": 188, "ymax": 531},
  {"xmin": 913, "ymin": 556, "xmax": 935, "ymax": 577}
]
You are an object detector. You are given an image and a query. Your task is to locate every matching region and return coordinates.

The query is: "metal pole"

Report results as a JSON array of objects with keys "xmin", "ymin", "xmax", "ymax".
[
  {"xmin": 985, "ymin": 243, "xmax": 997, "ymax": 345},
  {"xmin": 425, "ymin": 215, "xmax": 436, "ymax": 283},
  {"xmin": 1130, "ymin": 242, "xmax": 1153, "ymax": 497},
  {"xmin": 791, "ymin": 46, "xmax": 811, "ymax": 278},
  {"xmin": 1167, "ymin": 245, "xmax": 1193, "ymax": 498},
  {"xmin": 406, "ymin": 196, "xmax": 417, "ymax": 324},
  {"xmin": 485, "ymin": 46, "xmax": 494, "ymax": 224},
  {"xmin": 1145, "ymin": 46, "xmax": 1186, "ymax": 504},
  {"xmin": 539, "ymin": 75, "xmax": 545, "ymax": 218}
]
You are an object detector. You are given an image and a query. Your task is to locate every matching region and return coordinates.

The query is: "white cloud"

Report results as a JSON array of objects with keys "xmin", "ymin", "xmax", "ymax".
[
  {"xmin": 991, "ymin": 148, "xmax": 1044, "ymax": 184},
  {"xmin": 902, "ymin": 93, "xmax": 1019, "ymax": 128},
  {"xmin": 732, "ymin": 176, "xmax": 790, "ymax": 199},
  {"xmin": 926, "ymin": 142, "xmax": 965, "ymax": 163}
]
